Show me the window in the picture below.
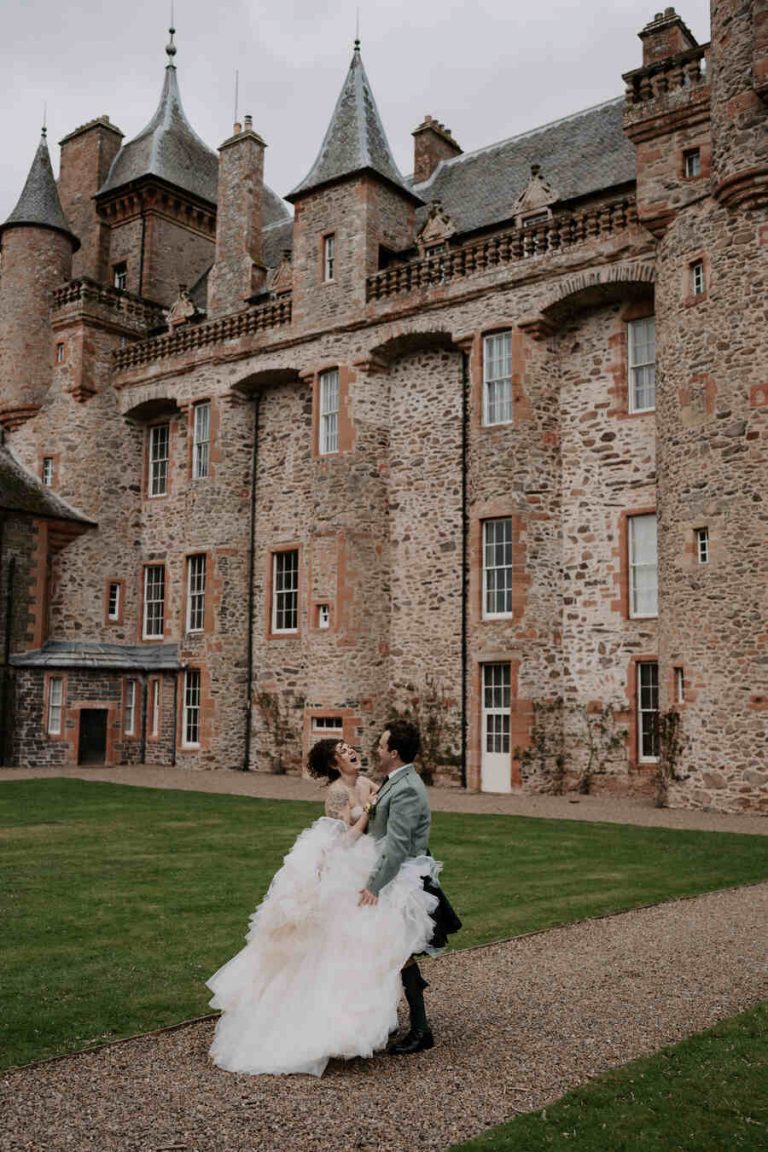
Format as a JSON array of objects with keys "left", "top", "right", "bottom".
[
  {"left": 47, "top": 677, "right": 63, "bottom": 735},
  {"left": 183, "top": 669, "right": 201, "bottom": 746},
  {"left": 124, "top": 680, "right": 137, "bottom": 736},
  {"left": 483, "top": 664, "right": 511, "bottom": 754},
  {"left": 113, "top": 262, "right": 127, "bottom": 291},
  {"left": 55, "top": 342, "right": 65, "bottom": 364},
  {"left": 628, "top": 514, "right": 658, "bottom": 618},
  {"left": 317, "top": 604, "right": 331, "bottom": 629},
  {"left": 675, "top": 667, "right": 686, "bottom": 705},
  {"left": 186, "top": 554, "right": 206, "bottom": 633},
  {"left": 318, "top": 369, "right": 340, "bottom": 455},
  {"left": 143, "top": 565, "right": 165, "bottom": 639},
  {"left": 41, "top": 457, "right": 54, "bottom": 487},
  {"left": 323, "top": 234, "right": 335, "bottom": 282},
  {"left": 483, "top": 331, "right": 513, "bottom": 426},
  {"left": 192, "top": 402, "right": 210, "bottom": 480},
  {"left": 150, "top": 679, "right": 161, "bottom": 738},
  {"left": 522, "top": 212, "right": 549, "bottom": 228},
  {"left": 272, "top": 550, "right": 299, "bottom": 633},
  {"left": 637, "top": 661, "right": 659, "bottom": 762},
  {"left": 148, "top": 424, "right": 170, "bottom": 497},
  {"left": 691, "top": 260, "right": 705, "bottom": 296},
  {"left": 482, "top": 518, "right": 513, "bottom": 618},
  {"left": 627, "top": 316, "right": 656, "bottom": 413},
  {"left": 107, "top": 581, "right": 122, "bottom": 622},
  {"left": 311, "top": 715, "right": 344, "bottom": 739},
  {"left": 695, "top": 527, "right": 709, "bottom": 564},
  {"left": 684, "top": 149, "right": 701, "bottom": 178}
]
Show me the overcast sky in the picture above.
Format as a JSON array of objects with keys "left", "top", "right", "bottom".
[{"left": 0, "top": 0, "right": 711, "bottom": 221}]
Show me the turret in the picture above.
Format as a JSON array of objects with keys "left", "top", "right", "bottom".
[
  {"left": 286, "top": 40, "right": 423, "bottom": 329},
  {"left": 0, "top": 130, "right": 79, "bottom": 432}
]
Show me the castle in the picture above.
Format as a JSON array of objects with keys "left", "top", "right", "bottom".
[{"left": 1, "top": 3, "right": 766, "bottom": 812}]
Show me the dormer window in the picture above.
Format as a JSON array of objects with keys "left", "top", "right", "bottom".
[
  {"left": 113, "top": 262, "right": 128, "bottom": 291},
  {"left": 522, "top": 212, "right": 549, "bottom": 228},
  {"left": 425, "top": 242, "right": 446, "bottom": 257},
  {"left": 323, "top": 234, "right": 335, "bottom": 283}
]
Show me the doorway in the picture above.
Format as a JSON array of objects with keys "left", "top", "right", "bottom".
[
  {"left": 480, "top": 662, "right": 512, "bottom": 793},
  {"left": 78, "top": 709, "right": 108, "bottom": 765}
]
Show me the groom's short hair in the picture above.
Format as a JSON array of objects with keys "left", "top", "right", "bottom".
[{"left": 385, "top": 720, "right": 420, "bottom": 764}]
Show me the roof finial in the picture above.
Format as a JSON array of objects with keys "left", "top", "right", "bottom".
[
  {"left": 42, "top": 102, "right": 47, "bottom": 139},
  {"left": 166, "top": 4, "right": 177, "bottom": 66},
  {"left": 354, "top": 7, "right": 360, "bottom": 52}
]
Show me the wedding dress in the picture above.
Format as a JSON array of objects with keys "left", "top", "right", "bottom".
[{"left": 206, "top": 815, "right": 441, "bottom": 1076}]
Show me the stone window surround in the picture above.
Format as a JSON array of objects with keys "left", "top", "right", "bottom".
[
  {"left": 679, "top": 140, "right": 710, "bottom": 181},
  {"left": 624, "top": 655, "right": 659, "bottom": 770},
  {"left": 184, "top": 552, "right": 210, "bottom": 635},
  {"left": 321, "top": 232, "right": 336, "bottom": 283},
  {"left": 683, "top": 251, "right": 709, "bottom": 306},
  {"left": 54, "top": 341, "right": 66, "bottom": 365},
  {"left": 122, "top": 676, "right": 140, "bottom": 740},
  {"left": 306, "top": 365, "right": 355, "bottom": 458},
  {"left": 44, "top": 672, "right": 67, "bottom": 740},
  {"left": 38, "top": 451, "right": 59, "bottom": 489},
  {"left": 191, "top": 399, "right": 212, "bottom": 481},
  {"left": 480, "top": 327, "right": 513, "bottom": 427},
  {"left": 609, "top": 300, "right": 656, "bottom": 420},
  {"left": 144, "top": 420, "right": 174, "bottom": 500},
  {"left": 104, "top": 577, "right": 125, "bottom": 625},
  {"left": 613, "top": 506, "right": 658, "bottom": 621},
  {"left": 70, "top": 699, "right": 118, "bottom": 767},
  {"left": 481, "top": 516, "right": 514, "bottom": 620},
  {"left": 140, "top": 562, "right": 167, "bottom": 642},
  {"left": 267, "top": 543, "right": 302, "bottom": 640},
  {"left": 302, "top": 707, "right": 359, "bottom": 762},
  {"left": 470, "top": 503, "right": 530, "bottom": 628},
  {"left": 180, "top": 666, "right": 202, "bottom": 749},
  {"left": 627, "top": 512, "right": 659, "bottom": 620},
  {"left": 318, "top": 368, "right": 340, "bottom": 456},
  {"left": 466, "top": 655, "right": 530, "bottom": 791},
  {"left": 626, "top": 314, "right": 657, "bottom": 415}
]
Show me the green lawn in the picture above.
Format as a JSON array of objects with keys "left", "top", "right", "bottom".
[
  {"left": 3, "top": 777, "right": 768, "bottom": 1072},
  {"left": 451, "top": 1002, "right": 768, "bottom": 1152}
]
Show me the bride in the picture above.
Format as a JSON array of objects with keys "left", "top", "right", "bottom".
[{"left": 206, "top": 738, "right": 441, "bottom": 1077}]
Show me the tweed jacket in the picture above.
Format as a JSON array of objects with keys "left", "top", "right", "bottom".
[{"left": 366, "top": 763, "right": 431, "bottom": 896}]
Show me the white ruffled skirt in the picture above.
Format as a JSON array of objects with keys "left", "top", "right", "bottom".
[{"left": 206, "top": 817, "right": 440, "bottom": 1076}]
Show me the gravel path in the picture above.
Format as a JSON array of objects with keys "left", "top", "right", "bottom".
[
  {"left": 4, "top": 764, "right": 768, "bottom": 836},
  {"left": 3, "top": 883, "right": 767, "bottom": 1152}
]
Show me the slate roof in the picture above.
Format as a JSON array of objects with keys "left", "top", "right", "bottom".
[
  {"left": 0, "top": 131, "right": 79, "bottom": 246},
  {"left": 11, "top": 640, "right": 180, "bottom": 671},
  {"left": 288, "top": 44, "right": 418, "bottom": 203},
  {"left": 411, "top": 97, "right": 636, "bottom": 236},
  {"left": 0, "top": 446, "right": 93, "bottom": 524}
]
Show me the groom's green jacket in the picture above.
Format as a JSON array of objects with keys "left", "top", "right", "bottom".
[{"left": 366, "top": 763, "right": 431, "bottom": 896}]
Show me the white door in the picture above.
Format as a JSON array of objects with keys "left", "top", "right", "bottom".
[{"left": 481, "top": 663, "right": 512, "bottom": 793}]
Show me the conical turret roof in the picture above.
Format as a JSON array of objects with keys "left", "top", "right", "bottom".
[
  {"left": 99, "top": 31, "right": 219, "bottom": 204},
  {"left": 288, "top": 43, "right": 420, "bottom": 203},
  {"left": 0, "top": 130, "right": 79, "bottom": 247}
]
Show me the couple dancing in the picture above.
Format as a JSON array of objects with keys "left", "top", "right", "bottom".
[{"left": 206, "top": 720, "right": 456, "bottom": 1077}]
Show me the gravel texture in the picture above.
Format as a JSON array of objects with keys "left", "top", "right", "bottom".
[
  {"left": 2, "top": 883, "right": 767, "bottom": 1152},
  {"left": 4, "top": 764, "right": 768, "bottom": 836}
]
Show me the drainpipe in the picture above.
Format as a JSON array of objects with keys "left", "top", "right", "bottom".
[
  {"left": 138, "top": 202, "right": 147, "bottom": 297},
  {"left": 242, "top": 396, "right": 260, "bottom": 771},
  {"left": 460, "top": 350, "right": 470, "bottom": 789},
  {"left": 0, "top": 549, "right": 14, "bottom": 767},
  {"left": 171, "top": 671, "right": 178, "bottom": 766}
]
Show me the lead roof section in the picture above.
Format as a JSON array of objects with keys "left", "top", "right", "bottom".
[
  {"left": 0, "top": 446, "right": 93, "bottom": 523},
  {"left": 288, "top": 44, "right": 419, "bottom": 203},
  {"left": 0, "top": 131, "right": 79, "bottom": 246},
  {"left": 411, "top": 98, "right": 636, "bottom": 236},
  {"left": 10, "top": 640, "right": 181, "bottom": 671}
]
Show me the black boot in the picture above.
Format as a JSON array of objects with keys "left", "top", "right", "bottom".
[{"left": 390, "top": 962, "right": 434, "bottom": 1055}]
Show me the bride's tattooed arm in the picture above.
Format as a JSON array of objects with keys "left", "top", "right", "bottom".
[{"left": 325, "top": 784, "right": 351, "bottom": 823}]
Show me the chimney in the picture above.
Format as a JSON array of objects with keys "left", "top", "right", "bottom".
[
  {"left": 412, "top": 115, "right": 462, "bottom": 185},
  {"left": 58, "top": 116, "right": 124, "bottom": 282},
  {"left": 639, "top": 7, "right": 698, "bottom": 66},
  {"left": 207, "top": 116, "right": 267, "bottom": 318}
]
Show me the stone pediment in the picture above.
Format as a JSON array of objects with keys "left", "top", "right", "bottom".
[
  {"left": 270, "top": 251, "right": 293, "bottom": 296},
  {"left": 417, "top": 200, "right": 456, "bottom": 252},
  {"left": 514, "top": 165, "right": 558, "bottom": 217}
]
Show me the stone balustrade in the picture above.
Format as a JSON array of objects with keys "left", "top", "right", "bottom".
[
  {"left": 366, "top": 198, "right": 639, "bottom": 302},
  {"left": 113, "top": 297, "right": 293, "bottom": 371},
  {"left": 623, "top": 44, "right": 709, "bottom": 106},
  {"left": 52, "top": 277, "right": 167, "bottom": 329}
]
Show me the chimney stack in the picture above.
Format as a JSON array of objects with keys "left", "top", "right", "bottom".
[
  {"left": 412, "top": 115, "right": 462, "bottom": 185},
  {"left": 207, "top": 118, "right": 267, "bottom": 318},
  {"left": 639, "top": 7, "right": 698, "bottom": 66}
]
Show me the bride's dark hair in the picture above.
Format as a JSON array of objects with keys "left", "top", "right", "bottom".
[{"left": 307, "top": 738, "right": 342, "bottom": 782}]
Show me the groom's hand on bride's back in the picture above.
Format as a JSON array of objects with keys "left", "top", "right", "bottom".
[{"left": 359, "top": 888, "right": 379, "bottom": 906}]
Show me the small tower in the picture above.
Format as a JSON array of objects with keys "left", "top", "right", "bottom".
[
  {"left": 286, "top": 40, "right": 423, "bottom": 328},
  {"left": 0, "top": 129, "right": 79, "bottom": 432}
]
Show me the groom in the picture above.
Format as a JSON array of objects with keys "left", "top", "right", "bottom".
[{"left": 359, "top": 719, "right": 434, "bottom": 1054}]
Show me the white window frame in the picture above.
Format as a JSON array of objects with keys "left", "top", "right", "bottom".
[
  {"left": 55, "top": 343, "right": 65, "bottom": 364},
  {"left": 323, "top": 234, "right": 335, "bottom": 282},
  {"left": 113, "top": 262, "right": 127, "bottom": 291},
  {"left": 272, "top": 550, "right": 299, "bottom": 634},
  {"left": 691, "top": 260, "right": 705, "bottom": 296},
  {"left": 675, "top": 667, "right": 686, "bottom": 705},
  {"left": 42, "top": 457, "right": 54, "bottom": 487},
  {"left": 483, "top": 331, "right": 513, "bottom": 426},
  {"left": 482, "top": 518, "right": 513, "bottom": 619},
  {"left": 317, "top": 604, "right": 331, "bottom": 630},
  {"left": 148, "top": 424, "right": 170, "bottom": 497},
  {"left": 482, "top": 663, "right": 511, "bottom": 755},
  {"left": 628, "top": 514, "right": 658, "bottom": 619},
  {"left": 695, "top": 527, "right": 709, "bottom": 564},
  {"left": 637, "top": 661, "right": 659, "bottom": 763},
  {"left": 684, "top": 148, "right": 701, "bottom": 178},
  {"left": 107, "top": 582, "right": 121, "bottom": 622},
  {"left": 183, "top": 668, "right": 201, "bottom": 747},
  {"left": 318, "top": 369, "right": 340, "bottom": 456},
  {"left": 627, "top": 316, "right": 657, "bottom": 413},
  {"left": 143, "top": 565, "right": 165, "bottom": 639},
  {"left": 124, "top": 679, "right": 137, "bottom": 736},
  {"left": 47, "top": 677, "right": 63, "bottom": 736},
  {"left": 311, "top": 715, "right": 344, "bottom": 740},
  {"left": 150, "top": 678, "right": 161, "bottom": 739},
  {"left": 192, "top": 402, "right": 210, "bottom": 480},
  {"left": 186, "top": 554, "right": 206, "bottom": 633}
]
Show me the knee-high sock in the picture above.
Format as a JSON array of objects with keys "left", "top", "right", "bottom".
[{"left": 401, "top": 961, "right": 429, "bottom": 1032}]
